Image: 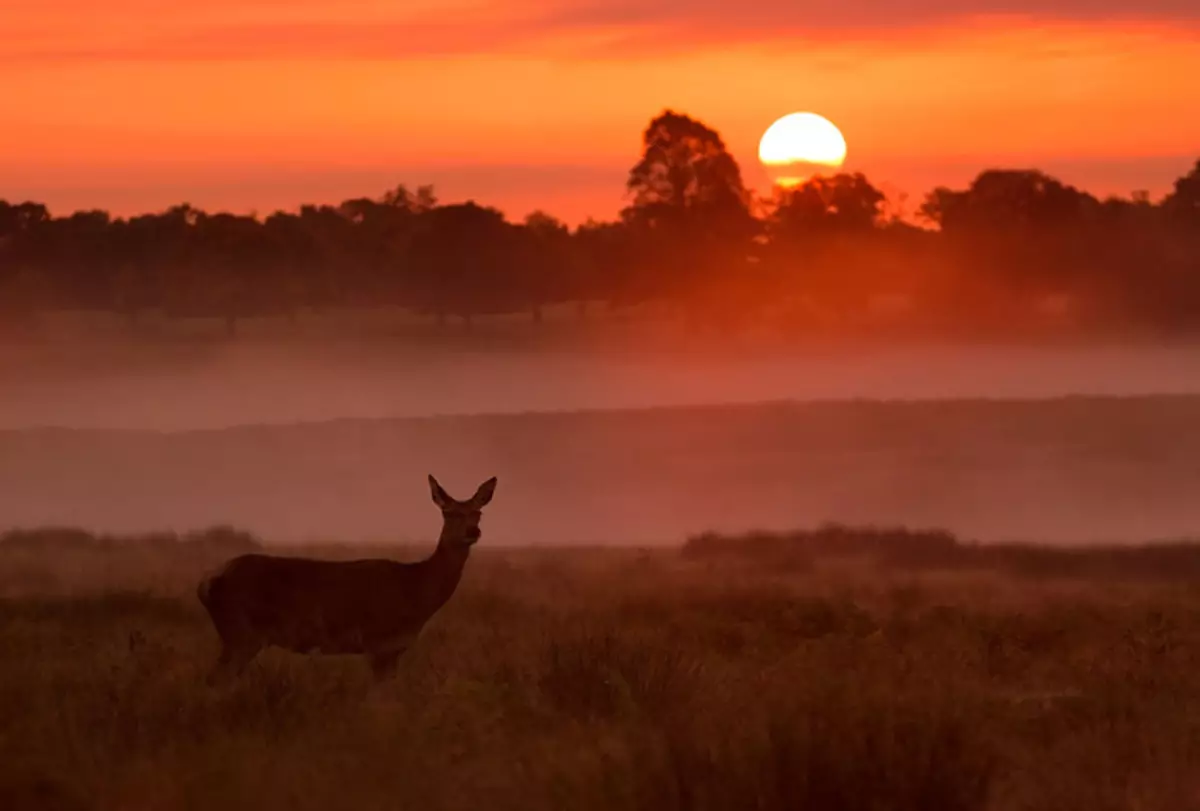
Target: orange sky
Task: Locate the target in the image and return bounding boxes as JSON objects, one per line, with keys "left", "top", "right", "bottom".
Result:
{"left": 2, "top": 1, "right": 1199, "bottom": 224}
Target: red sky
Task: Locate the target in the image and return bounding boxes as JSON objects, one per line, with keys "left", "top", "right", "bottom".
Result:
{"left": 2, "top": 1, "right": 1199, "bottom": 224}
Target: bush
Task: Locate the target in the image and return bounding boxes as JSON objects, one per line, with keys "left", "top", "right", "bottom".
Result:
{"left": 684, "top": 524, "right": 1200, "bottom": 582}
{"left": 683, "top": 523, "right": 965, "bottom": 569}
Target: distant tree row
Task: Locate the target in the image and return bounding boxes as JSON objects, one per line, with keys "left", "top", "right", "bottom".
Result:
{"left": 2, "top": 110, "right": 1198, "bottom": 338}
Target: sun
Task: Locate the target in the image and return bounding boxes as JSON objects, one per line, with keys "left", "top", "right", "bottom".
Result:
{"left": 758, "top": 112, "right": 847, "bottom": 188}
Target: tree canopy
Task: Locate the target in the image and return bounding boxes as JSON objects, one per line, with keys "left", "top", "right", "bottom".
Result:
{"left": 1, "top": 111, "right": 1198, "bottom": 340}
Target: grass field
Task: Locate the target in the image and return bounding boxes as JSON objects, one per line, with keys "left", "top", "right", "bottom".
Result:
{"left": 2, "top": 526, "right": 1198, "bottom": 810}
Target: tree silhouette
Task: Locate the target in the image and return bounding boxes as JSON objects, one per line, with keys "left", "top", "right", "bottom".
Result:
{"left": 184, "top": 212, "right": 268, "bottom": 336}
{"left": 920, "top": 169, "right": 1103, "bottom": 305}
{"left": 625, "top": 110, "right": 750, "bottom": 216}
{"left": 0, "top": 114, "right": 1198, "bottom": 341}
{"left": 573, "top": 218, "right": 637, "bottom": 312}
{"left": 770, "top": 173, "right": 885, "bottom": 236}
{"left": 622, "top": 110, "right": 758, "bottom": 306}
{"left": 0, "top": 203, "right": 51, "bottom": 325}
{"left": 762, "top": 173, "right": 889, "bottom": 322}
{"left": 519, "top": 211, "right": 576, "bottom": 322}
{"left": 1163, "top": 160, "right": 1200, "bottom": 223}
{"left": 408, "top": 202, "right": 522, "bottom": 325}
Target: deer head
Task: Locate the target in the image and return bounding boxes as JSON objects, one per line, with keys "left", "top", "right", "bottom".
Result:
{"left": 429, "top": 475, "right": 497, "bottom": 547}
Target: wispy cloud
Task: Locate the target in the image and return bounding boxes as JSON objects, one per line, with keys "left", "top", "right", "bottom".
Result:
{"left": 3, "top": 0, "right": 1198, "bottom": 62}
{"left": 6, "top": 21, "right": 541, "bottom": 62}
{"left": 0, "top": 1, "right": 549, "bottom": 61}
{"left": 546, "top": 0, "right": 1200, "bottom": 30}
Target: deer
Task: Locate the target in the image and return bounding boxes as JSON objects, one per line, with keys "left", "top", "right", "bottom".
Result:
{"left": 196, "top": 474, "right": 497, "bottom": 683}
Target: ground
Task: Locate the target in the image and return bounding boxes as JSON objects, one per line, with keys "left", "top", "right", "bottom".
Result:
{"left": 1, "top": 531, "right": 1198, "bottom": 810}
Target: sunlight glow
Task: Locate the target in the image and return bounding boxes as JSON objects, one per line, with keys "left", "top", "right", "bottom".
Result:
{"left": 759, "top": 112, "right": 848, "bottom": 187}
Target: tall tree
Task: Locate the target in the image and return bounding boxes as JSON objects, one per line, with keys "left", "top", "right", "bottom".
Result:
{"left": 625, "top": 110, "right": 750, "bottom": 217}
{"left": 622, "top": 110, "right": 758, "bottom": 305}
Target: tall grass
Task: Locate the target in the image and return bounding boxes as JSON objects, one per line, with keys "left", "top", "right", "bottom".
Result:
{"left": 1, "top": 526, "right": 1198, "bottom": 809}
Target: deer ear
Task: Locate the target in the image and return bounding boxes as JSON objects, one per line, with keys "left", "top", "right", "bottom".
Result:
{"left": 429, "top": 475, "right": 453, "bottom": 509}
{"left": 470, "top": 477, "right": 497, "bottom": 508}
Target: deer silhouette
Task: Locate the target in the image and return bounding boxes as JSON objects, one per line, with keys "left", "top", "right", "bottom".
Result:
{"left": 197, "top": 475, "right": 496, "bottom": 681}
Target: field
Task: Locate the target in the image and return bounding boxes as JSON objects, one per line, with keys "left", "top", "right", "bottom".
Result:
{"left": 3, "top": 526, "right": 1200, "bottom": 810}
{"left": 5, "top": 395, "right": 1200, "bottom": 545}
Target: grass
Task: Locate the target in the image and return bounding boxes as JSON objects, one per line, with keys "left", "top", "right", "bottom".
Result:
{"left": 2, "top": 527, "right": 1199, "bottom": 810}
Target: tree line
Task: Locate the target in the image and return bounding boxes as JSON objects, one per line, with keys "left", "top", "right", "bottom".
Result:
{"left": 2, "top": 109, "right": 1198, "bottom": 338}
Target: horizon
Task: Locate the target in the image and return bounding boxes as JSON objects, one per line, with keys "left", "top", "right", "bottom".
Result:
{"left": 4, "top": 4, "right": 1200, "bottom": 224}
{"left": 3, "top": 150, "right": 1197, "bottom": 227}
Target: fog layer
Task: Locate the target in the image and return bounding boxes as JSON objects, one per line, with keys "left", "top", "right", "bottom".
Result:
{"left": 2, "top": 359, "right": 1200, "bottom": 544}
{"left": 5, "top": 340, "right": 1200, "bottom": 431}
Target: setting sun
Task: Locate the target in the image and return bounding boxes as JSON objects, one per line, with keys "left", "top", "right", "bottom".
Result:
{"left": 759, "top": 112, "right": 848, "bottom": 187}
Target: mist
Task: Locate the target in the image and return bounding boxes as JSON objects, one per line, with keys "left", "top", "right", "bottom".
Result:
{"left": 6, "top": 337, "right": 1200, "bottom": 431}
{"left": 4, "top": 337, "right": 1200, "bottom": 547}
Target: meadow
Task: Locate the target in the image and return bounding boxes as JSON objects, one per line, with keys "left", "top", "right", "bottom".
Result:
{"left": 2, "top": 525, "right": 1199, "bottom": 810}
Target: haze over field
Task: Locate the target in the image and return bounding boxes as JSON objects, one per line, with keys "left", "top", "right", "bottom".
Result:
{"left": 6, "top": 339, "right": 1200, "bottom": 431}
{"left": 3, "top": 338, "right": 1200, "bottom": 547}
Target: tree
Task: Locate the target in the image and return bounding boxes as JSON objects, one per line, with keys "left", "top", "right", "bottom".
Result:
{"left": 41, "top": 210, "right": 118, "bottom": 309}
{"left": 573, "top": 218, "right": 636, "bottom": 312}
{"left": 0, "top": 201, "right": 49, "bottom": 237}
{"left": 919, "top": 169, "right": 1101, "bottom": 297}
{"left": 518, "top": 211, "right": 575, "bottom": 322}
{"left": 382, "top": 183, "right": 437, "bottom": 213}
{"left": 625, "top": 110, "right": 750, "bottom": 218}
{"left": 0, "top": 205, "right": 50, "bottom": 330}
{"left": 621, "top": 110, "right": 758, "bottom": 305}
{"left": 408, "top": 202, "right": 522, "bottom": 325}
{"left": 0, "top": 203, "right": 52, "bottom": 316}
{"left": 292, "top": 204, "right": 357, "bottom": 307}
{"left": 769, "top": 173, "right": 885, "bottom": 237}
{"left": 1163, "top": 160, "right": 1200, "bottom": 223}
{"left": 920, "top": 169, "right": 1097, "bottom": 234}
{"left": 163, "top": 211, "right": 276, "bottom": 336}
{"left": 342, "top": 184, "right": 438, "bottom": 308}
{"left": 1144, "top": 160, "right": 1200, "bottom": 327}
{"left": 762, "top": 174, "right": 889, "bottom": 323}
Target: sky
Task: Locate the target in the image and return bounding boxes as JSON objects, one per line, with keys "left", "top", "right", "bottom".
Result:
{"left": 2, "top": 0, "right": 1199, "bottom": 224}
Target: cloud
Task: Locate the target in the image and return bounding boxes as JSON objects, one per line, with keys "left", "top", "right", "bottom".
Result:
{"left": 8, "top": 21, "right": 540, "bottom": 62}
{"left": 548, "top": 0, "right": 1200, "bottom": 30}
{"left": 0, "top": 1, "right": 551, "bottom": 61}
{"left": 2, "top": 0, "right": 1198, "bottom": 62}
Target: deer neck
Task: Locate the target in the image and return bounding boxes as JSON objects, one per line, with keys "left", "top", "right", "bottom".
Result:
{"left": 418, "top": 535, "right": 472, "bottom": 613}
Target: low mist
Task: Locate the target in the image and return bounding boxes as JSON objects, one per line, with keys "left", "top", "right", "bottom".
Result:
{"left": 6, "top": 337, "right": 1200, "bottom": 431}
{"left": 4, "top": 338, "right": 1200, "bottom": 546}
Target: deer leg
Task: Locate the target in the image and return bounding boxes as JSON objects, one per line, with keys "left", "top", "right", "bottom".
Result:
{"left": 368, "top": 649, "right": 404, "bottom": 680}
{"left": 368, "top": 635, "right": 415, "bottom": 681}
